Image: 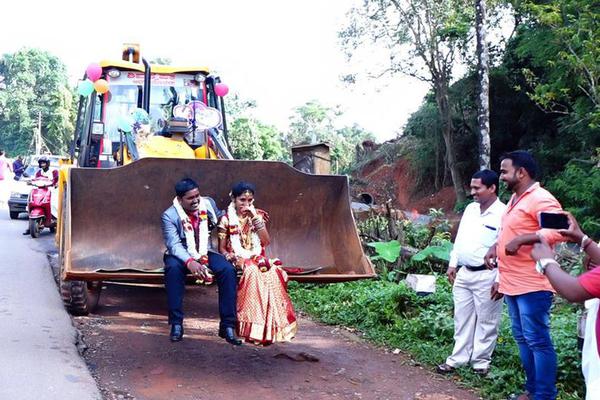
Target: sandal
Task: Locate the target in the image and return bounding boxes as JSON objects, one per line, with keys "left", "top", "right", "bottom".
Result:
{"left": 473, "top": 367, "right": 489, "bottom": 376}
{"left": 507, "top": 392, "right": 530, "bottom": 400}
{"left": 436, "top": 363, "right": 456, "bottom": 374}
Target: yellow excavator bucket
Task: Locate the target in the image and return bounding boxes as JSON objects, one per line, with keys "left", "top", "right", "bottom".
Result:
{"left": 59, "top": 158, "right": 375, "bottom": 283}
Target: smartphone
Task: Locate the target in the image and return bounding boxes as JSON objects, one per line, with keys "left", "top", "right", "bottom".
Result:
{"left": 539, "top": 212, "right": 569, "bottom": 229}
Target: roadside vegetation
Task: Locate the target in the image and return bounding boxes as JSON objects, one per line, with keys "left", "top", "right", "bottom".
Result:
{"left": 289, "top": 212, "right": 586, "bottom": 400}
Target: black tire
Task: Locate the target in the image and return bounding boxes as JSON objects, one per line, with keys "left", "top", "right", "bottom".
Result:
{"left": 9, "top": 211, "right": 19, "bottom": 220}
{"left": 29, "top": 218, "right": 40, "bottom": 238}
{"left": 57, "top": 188, "right": 102, "bottom": 315}
{"left": 59, "top": 278, "right": 102, "bottom": 316}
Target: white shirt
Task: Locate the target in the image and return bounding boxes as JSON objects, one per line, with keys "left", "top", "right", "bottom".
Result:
{"left": 449, "top": 198, "right": 506, "bottom": 268}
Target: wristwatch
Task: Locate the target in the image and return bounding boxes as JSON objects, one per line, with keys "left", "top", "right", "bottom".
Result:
{"left": 535, "top": 258, "right": 559, "bottom": 275}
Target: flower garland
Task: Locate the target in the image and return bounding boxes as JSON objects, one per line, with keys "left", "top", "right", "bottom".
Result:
{"left": 227, "top": 202, "right": 262, "bottom": 259}
{"left": 172, "top": 196, "right": 209, "bottom": 264}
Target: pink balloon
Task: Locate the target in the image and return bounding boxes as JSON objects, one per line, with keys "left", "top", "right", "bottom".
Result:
{"left": 86, "top": 63, "right": 103, "bottom": 82}
{"left": 214, "top": 83, "right": 229, "bottom": 97}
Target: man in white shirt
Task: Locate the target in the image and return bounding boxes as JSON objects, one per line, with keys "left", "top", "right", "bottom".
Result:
{"left": 437, "top": 169, "right": 506, "bottom": 376}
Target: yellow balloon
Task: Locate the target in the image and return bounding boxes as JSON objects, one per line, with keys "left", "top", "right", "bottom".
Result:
{"left": 93, "top": 79, "right": 110, "bottom": 94}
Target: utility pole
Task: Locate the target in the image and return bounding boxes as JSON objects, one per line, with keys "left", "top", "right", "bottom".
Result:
{"left": 29, "top": 111, "right": 47, "bottom": 155}
{"left": 36, "top": 112, "right": 42, "bottom": 155}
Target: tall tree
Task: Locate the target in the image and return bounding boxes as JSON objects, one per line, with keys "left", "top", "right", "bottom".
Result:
{"left": 340, "top": 0, "right": 474, "bottom": 202}
{"left": 0, "top": 48, "right": 74, "bottom": 155}
{"left": 475, "top": 0, "right": 491, "bottom": 169}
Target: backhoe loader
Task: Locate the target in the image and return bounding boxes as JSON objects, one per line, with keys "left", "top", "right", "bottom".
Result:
{"left": 57, "top": 45, "right": 374, "bottom": 315}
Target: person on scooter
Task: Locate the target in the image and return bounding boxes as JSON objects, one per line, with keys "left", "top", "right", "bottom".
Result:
{"left": 23, "top": 157, "right": 58, "bottom": 235}
{"left": 35, "top": 156, "right": 58, "bottom": 187}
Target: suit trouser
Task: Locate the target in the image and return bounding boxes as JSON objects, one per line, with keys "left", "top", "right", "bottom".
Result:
{"left": 163, "top": 252, "right": 237, "bottom": 329}
{"left": 446, "top": 267, "right": 502, "bottom": 369}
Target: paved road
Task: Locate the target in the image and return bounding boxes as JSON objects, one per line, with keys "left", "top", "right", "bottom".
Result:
{"left": 0, "top": 205, "right": 101, "bottom": 400}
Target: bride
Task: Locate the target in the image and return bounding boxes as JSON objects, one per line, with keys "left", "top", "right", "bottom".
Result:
{"left": 217, "top": 181, "right": 297, "bottom": 344}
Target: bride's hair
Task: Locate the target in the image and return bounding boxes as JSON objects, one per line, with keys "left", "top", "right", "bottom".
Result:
{"left": 231, "top": 181, "right": 256, "bottom": 198}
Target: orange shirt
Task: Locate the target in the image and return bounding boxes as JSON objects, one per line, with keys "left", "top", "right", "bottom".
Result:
{"left": 497, "top": 182, "right": 565, "bottom": 295}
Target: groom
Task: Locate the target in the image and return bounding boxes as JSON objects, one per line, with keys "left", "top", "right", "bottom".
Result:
{"left": 161, "top": 177, "right": 242, "bottom": 345}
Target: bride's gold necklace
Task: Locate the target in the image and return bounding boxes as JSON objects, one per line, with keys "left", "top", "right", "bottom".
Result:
{"left": 237, "top": 213, "right": 254, "bottom": 249}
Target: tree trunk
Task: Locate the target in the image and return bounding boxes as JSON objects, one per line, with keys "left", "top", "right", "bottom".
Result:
{"left": 475, "top": 0, "right": 491, "bottom": 170}
{"left": 435, "top": 82, "right": 467, "bottom": 204}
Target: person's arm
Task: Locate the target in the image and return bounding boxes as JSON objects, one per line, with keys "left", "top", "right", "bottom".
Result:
{"left": 161, "top": 212, "right": 192, "bottom": 265}
{"left": 531, "top": 241, "right": 594, "bottom": 303}
{"left": 506, "top": 194, "right": 565, "bottom": 255}
{"left": 217, "top": 216, "right": 229, "bottom": 255}
{"left": 446, "top": 218, "right": 463, "bottom": 283}
{"left": 505, "top": 233, "right": 540, "bottom": 255}
{"left": 252, "top": 209, "right": 270, "bottom": 247}
{"left": 544, "top": 262, "right": 593, "bottom": 302}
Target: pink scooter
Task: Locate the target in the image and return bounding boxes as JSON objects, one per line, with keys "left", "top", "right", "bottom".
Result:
{"left": 27, "top": 177, "right": 56, "bottom": 238}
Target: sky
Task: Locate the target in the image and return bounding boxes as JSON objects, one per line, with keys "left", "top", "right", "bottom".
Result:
{"left": 0, "top": 0, "right": 430, "bottom": 142}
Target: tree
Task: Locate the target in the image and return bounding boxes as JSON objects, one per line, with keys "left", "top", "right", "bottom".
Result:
{"left": 0, "top": 48, "right": 74, "bottom": 155}
{"left": 228, "top": 117, "right": 285, "bottom": 161}
{"left": 287, "top": 100, "right": 374, "bottom": 173}
{"left": 225, "top": 93, "right": 285, "bottom": 161}
{"left": 286, "top": 100, "right": 339, "bottom": 148}
{"left": 340, "top": 0, "right": 475, "bottom": 202}
{"left": 517, "top": 0, "right": 600, "bottom": 128}
{"left": 475, "top": 0, "right": 491, "bottom": 169}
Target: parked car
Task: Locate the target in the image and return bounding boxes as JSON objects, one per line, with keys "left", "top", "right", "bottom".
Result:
{"left": 7, "top": 155, "right": 61, "bottom": 219}
{"left": 7, "top": 180, "right": 30, "bottom": 219}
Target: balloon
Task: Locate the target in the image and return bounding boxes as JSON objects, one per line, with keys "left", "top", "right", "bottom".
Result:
{"left": 117, "top": 116, "right": 134, "bottom": 133}
{"left": 131, "top": 108, "right": 150, "bottom": 124}
{"left": 214, "top": 83, "right": 229, "bottom": 97}
{"left": 93, "top": 79, "right": 110, "bottom": 94}
{"left": 194, "top": 107, "right": 222, "bottom": 130}
{"left": 86, "top": 63, "right": 103, "bottom": 81}
{"left": 77, "top": 80, "right": 94, "bottom": 96}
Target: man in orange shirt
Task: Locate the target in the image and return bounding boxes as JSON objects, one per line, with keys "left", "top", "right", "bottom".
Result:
{"left": 484, "top": 151, "right": 564, "bottom": 400}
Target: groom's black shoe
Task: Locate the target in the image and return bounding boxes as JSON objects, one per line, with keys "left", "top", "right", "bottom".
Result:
{"left": 219, "top": 326, "right": 242, "bottom": 346}
{"left": 170, "top": 324, "right": 184, "bottom": 342}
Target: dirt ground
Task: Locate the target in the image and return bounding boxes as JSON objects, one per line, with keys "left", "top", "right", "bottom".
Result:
{"left": 352, "top": 157, "right": 457, "bottom": 215}
{"left": 71, "top": 282, "right": 482, "bottom": 400}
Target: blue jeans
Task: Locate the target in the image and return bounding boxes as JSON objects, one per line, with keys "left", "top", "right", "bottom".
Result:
{"left": 505, "top": 291, "right": 557, "bottom": 400}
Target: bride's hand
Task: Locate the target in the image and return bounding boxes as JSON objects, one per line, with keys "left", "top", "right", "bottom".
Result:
{"left": 243, "top": 204, "right": 257, "bottom": 218}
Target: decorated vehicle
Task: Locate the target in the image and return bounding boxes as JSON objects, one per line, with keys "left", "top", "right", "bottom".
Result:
{"left": 57, "top": 44, "right": 374, "bottom": 315}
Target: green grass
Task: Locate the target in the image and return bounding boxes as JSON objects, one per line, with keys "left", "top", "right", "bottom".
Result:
{"left": 289, "top": 278, "right": 586, "bottom": 400}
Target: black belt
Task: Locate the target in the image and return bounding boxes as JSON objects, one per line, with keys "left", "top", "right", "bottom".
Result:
{"left": 458, "top": 265, "right": 487, "bottom": 272}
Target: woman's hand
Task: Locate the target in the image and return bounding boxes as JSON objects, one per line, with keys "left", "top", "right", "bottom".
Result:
{"left": 558, "top": 211, "right": 585, "bottom": 243}
{"left": 531, "top": 240, "right": 555, "bottom": 261}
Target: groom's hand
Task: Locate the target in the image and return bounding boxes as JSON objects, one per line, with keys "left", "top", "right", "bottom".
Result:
{"left": 188, "top": 260, "right": 210, "bottom": 281}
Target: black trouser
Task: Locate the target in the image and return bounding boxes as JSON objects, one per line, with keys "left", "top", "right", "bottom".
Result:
{"left": 163, "top": 252, "right": 237, "bottom": 329}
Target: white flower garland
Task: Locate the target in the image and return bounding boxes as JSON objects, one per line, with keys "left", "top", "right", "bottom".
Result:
{"left": 173, "top": 196, "right": 209, "bottom": 260}
{"left": 227, "top": 202, "right": 262, "bottom": 259}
